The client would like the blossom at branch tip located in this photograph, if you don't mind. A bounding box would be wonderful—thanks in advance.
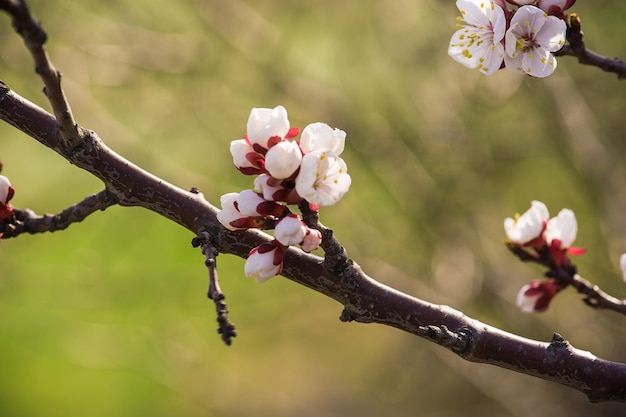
[295,149,351,207]
[504,200,549,245]
[620,254,626,285]
[244,240,286,283]
[516,279,559,312]
[504,6,566,78]
[545,208,578,249]
[448,0,506,75]
[299,122,346,155]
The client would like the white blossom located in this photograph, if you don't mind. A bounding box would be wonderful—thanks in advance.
[448,0,506,75]
[265,140,303,179]
[299,122,346,155]
[300,228,322,252]
[245,242,284,283]
[216,193,247,231]
[504,6,566,77]
[504,200,549,244]
[545,208,578,249]
[235,190,267,217]
[246,105,291,150]
[295,150,351,207]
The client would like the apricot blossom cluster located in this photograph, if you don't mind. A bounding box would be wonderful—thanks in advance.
[504,200,585,312]
[217,106,351,283]
[448,0,574,77]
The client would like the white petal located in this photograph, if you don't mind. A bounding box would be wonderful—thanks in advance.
[0,175,12,204]
[265,140,303,179]
[300,122,346,155]
[275,215,307,246]
[246,105,290,149]
[295,151,351,207]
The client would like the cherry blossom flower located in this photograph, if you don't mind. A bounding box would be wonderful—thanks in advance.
[504,200,549,245]
[504,5,566,77]
[265,140,302,179]
[230,139,265,175]
[246,105,291,151]
[545,208,578,249]
[299,122,346,155]
[244,240,287,283]
[537,0,576,16]
[295,149,351,207]
[448,0,507,75]
[516,279,559,312]
[216,193,251,231]
[274,214,308,247]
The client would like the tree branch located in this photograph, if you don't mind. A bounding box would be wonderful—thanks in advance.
[2,1,626,404]
[555,13,626,80]
[0,189,117,238]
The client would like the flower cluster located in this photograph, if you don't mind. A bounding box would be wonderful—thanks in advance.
[448,0,573,77]
[217,106,351,283]
[504,200,585,312]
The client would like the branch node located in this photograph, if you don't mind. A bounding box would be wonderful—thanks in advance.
[417,325,470,353]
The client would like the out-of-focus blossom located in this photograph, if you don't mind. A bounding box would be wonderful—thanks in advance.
[504,200,549,245]
[504,5,566,77]
[620,254,626,285]
[545,208,578,249]
[244,240,286,283]
[516,279,559,312]
[0,175,15,221]
[448,0,507,75]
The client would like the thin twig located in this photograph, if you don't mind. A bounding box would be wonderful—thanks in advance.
[192,232,237,346]
[0,189,117,238]
[0,0,83,146]
[555,13,626,80]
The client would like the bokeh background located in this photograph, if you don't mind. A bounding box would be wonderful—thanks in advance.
[1,0,626,415]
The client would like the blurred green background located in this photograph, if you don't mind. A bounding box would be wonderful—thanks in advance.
[1,0,626,415]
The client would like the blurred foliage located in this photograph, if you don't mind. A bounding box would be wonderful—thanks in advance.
[1,0,626,415]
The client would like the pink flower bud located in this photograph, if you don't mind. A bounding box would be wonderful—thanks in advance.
[537,0,576,16]
[516,279,559,312]
[275,214,307,246]
[245,240,286,283]
[300,227,322,252]
[230,139,265,175]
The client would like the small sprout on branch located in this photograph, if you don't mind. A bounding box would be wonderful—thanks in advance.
[192,232,237,346]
